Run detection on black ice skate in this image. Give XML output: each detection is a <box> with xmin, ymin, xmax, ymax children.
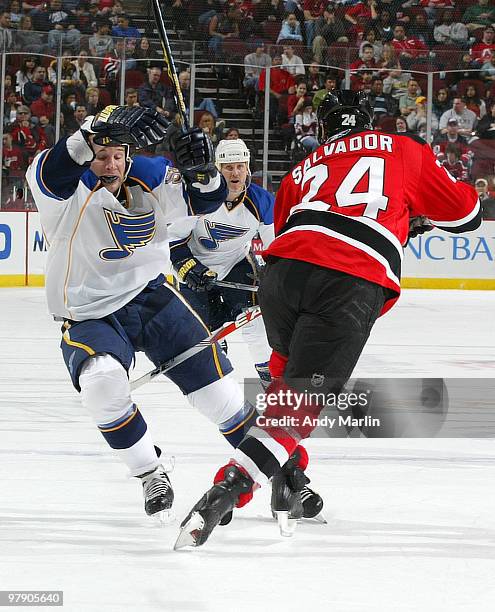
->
<box><xmin>271</xmin><ymin>450</ymin><xmax>325</xmax><ymax>536</ymax></box>
<box><xmin>174</xmin><ymin>464</ymin><xmax>253</xmax><ymax>550</ymax></box>
<box><xmin>139</xmin><ymin>464</ymin><xmax>174</xmax><ymax>524</ymax></box>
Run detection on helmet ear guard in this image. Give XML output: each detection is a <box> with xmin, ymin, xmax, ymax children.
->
<box><xmin>317</xmin><ymin>90</ymin><xmax>373</xmax><ymax>143</ymax></box>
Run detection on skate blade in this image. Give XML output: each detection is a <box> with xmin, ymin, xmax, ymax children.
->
<box><xmin>174</xmin><ymin>512</ymin><xmax>205</xmax><ymax>550</ymax></box>
<box><xmin>151</xmin><ymin>508</ymin><xmax>176</xmax><ymax>526</ymax></box>
<box><xmin>275</xmin><ymin>511</ymin><xmax>298</xmax><ymax>537</ymax></box>
<box><xmin>311</xmin><ymin>512</ymin><xmax>327</xmax><ymax>524</ymax></box>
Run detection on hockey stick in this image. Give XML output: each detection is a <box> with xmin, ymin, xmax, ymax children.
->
<box><xmin>130</xmin><ymin>306</ymin><xmax>261</xmax><ymax>391</ymax></box>
<box><xmin>151</xmin><ymin>0</ymin><xmax>189</xmax><ymax>129</ymax></box>
<box><xmin>214</xmin><ymin>280</ymin><xmax>259</xmax><ymax>292</ymax></box>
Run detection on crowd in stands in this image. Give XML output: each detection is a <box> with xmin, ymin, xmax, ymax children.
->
<box><xmin>1</xmin><ymin>0</ymin><xmax>495</xmax><ymax>216</ymax></box>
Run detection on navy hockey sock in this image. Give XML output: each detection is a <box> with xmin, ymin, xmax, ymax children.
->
<box><xmin>98</xmin><ymin>404</ymin><xmax>147</xmax><ymax>449</ymax></box>
<box><xmin>219</xmin><ymin>401</ymin><xmax>258</xmax><ymax>448</ymax></box>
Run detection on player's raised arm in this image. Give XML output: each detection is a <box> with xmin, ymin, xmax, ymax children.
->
<box><xmin>27</xmin><ymin>105</ymin><xmax>170</xmax><ymax>202</ymax></box>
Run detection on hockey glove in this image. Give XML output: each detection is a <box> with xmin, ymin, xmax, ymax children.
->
<box><xmin>174</xmin><ymin>257</ymin><xmax>217</xmax><ymax>291</ymax></box>
<box><xmin>169</xmin><ymin>127</ymin><xmax>217</xmax><ymax>184</ymax></box>
<box><xmin>85</xmin><ymin>105</ymin><xmax>170</xmax><ymax>149</ymax></box>
<box><xmin>408</xmin><ymin>216</ymin><xmax>434</xmax><ymax>240</ymax></box>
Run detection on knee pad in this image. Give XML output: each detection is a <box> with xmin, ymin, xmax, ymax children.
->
<box><xmin>187</xmin><ymin>374</ymin><xmax>245</xmax><ymax>426</ymax></box>
<box><xmin>79</xmin><ymin>354</ymin><xmax>133</xmax><ymax>425</ymax></box>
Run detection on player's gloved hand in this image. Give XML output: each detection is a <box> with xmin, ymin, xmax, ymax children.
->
<box><xmin>169</xmin><ymin>127</ymin><xmax>217</xmax><ymax>184</ymax></box>
<box><xmin>408</xmin><ymin>216</ymin><xmax>434</xmax><ymax>240</ymax></box>
<box><xmin>174</xmin><ymin>257</ymin><xmax>217</xmax><ymax>291</ymax></box>
<box><xmin>82</xmin><ymin>105</ymin><xmax>170</xmax><ymax>149</ymax></box>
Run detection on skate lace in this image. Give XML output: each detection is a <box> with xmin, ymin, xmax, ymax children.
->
<box><xmin>300</xmin><ymin>485</ymin><xmax>315</xmax><ymax>503</ymax></box>
<box><xmin>144</xmin><ymin>471</ymin><xmax>171</xmax><ymax>501</ymax></box>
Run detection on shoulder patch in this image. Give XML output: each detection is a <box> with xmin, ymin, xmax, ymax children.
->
<box><xmin>127</xmin><ymin>155</ymin><xmax>172</xmax><ymax>191</ymax></box>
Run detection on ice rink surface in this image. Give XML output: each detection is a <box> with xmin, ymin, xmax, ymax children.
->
<box><xmin>1</xmin><ymin>287</ymin><xmax>495</xmax><ymax>612</ymax></box>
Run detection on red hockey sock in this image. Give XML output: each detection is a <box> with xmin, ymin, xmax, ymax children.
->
<box><xmin>214</xmin><ymin>461</ymin><xmax>255</xmax><ymax>508</ymax></box>
<box><xmin>292</xmin><ymin>445</ymin><xmax>309</xmax><ymax>471</ymax></box>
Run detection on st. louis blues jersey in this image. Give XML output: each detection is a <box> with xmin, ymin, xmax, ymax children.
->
<box><xmin>169</xmin><ymin>183</ymin><xmax>275</xmax><ymax>279</ymax></box>
<box><xmin>26</xmin><ymin>138</ymin><xmax>227</xmax><ymax>320</ymax></box>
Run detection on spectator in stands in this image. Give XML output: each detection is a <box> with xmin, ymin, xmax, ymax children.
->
<box><xmin>175</xmin><ymin>70</ymin><xmax>218</xmax><ymax>120</ymax></box>
<box><xmin>462</xmin><ymin>0</ymin><xmax>495</xmax><ymax>33</ymax></box>
<box><xmin>15</xmin><ymin>57</ymin><xmax>37</xmax><ymax>98</ymax></box>
<box><xmin>433</xmin><ymin>8</ymin><xmax>468</xmax><ymax>47</ymax></box>
<box><xmin>383</xmin><ymin>66</ymin><xmax>413</xmax><ymax>100</ymax></box>
<box><xmin>138</xmin><ymin>66</ymin><xmax>175</xmax><ymax>120</ymax></box>
<box><xmin>197</xmin><ymin>110</ymin><xmax>223</xmax><ymax>146</ymax></box>
<box><xmin>481</xmin><ymin>54</ymin><xmax>495</xmax><ymax>84</ymax></box>
<box><xmin>471</xmin><ymin>26</ymin><xmax>495</xmax><ymax>64</ymax></box>
<box><xmin>409</xmin><ymin>11</ymin><xmax>434</xmax><ymax>47</ymax></box>
<box><xmin>0</xmin><ymin>11</ymin><xmax>13</xmax><ymax>50</ymax></box>
<box><xmin>306</xmin><ymin>61</ymin><xmax>325</xmax><ymax>92</ymax></box>
<box><xmin>208</xmin><ymin>5</ymin><xmax>240</xmax><ymax>60</ymax></box>
<box><xmin>60</xmin><ymin>89</ymin><xmax>77</xmax><ymax>123</ymax></box>
<box><xmin>287</xmin><ymin>81</ymin><xmax>310</xmax><ymax>122</ymax></box>
<box><xmin>258</xmin><ymin>54</ymin><xmax>296</xmax><ymax>126</ymax></box>
<box><xmin>377</xmin><ymin>41</ymin><xmax>399</xmax><ymax>76</ymax></box>
<box><xmin>133</xmin><ymin>37</ymin><xmax>160</xmax><ymax>75</ymax></box>
<box><xmin>399</xmin><ymin>78</ymin><xmax>420</xmax><ymax>116</ymax></box>
<box><xmin>3</xmin><ymin>90</ymin><xmax>20</xmax><ymax>129</ymax></box>
<box><xmin>15</xmin><ymin>16</ymin><xmax>47</xmax><ymax>53</ymax></box>
<box><xmin>439</xmin><ymin>97</ymin><xmax>477</xmax><ymax>136</ymax></box>
<box><xmin>277</xmin><ymin>12</ymin><xmax>303</xmax><ymax>43</ymax></box>
<box><xmin>442</xmin><ymin>144</ymin><xmax>469</xmax><ymax>182</ymax></box>
<box><xmin>30</xmin><ymin>85</ymin><xmax>55</xmax><ymax>123</ymax></box>
<box><xmin>351</xmin><ymin>43</ymin><xmax>378</xmax><ymax>88</ymax></box>
<box><xmin>433</xmin><ymin>118</ymin><xmax>469</xmax><ymax>157</ymax></box>
<box><xmin>85</xmin><ymin>87</ymin><xmax>104</xmax><ymax>115</ymax></box>
<box><xmin>2</xmin><ymin>133</ymin><xmax>24</xmax><ymax>181</ymax></box>
<box><xmin>72</xmin><ymin>50</ymin><xmax>98</xmax><ymax>89</ymax></box>
<box><xmin>475</xmin><ymin>177</ymin><xmax>495</xmax><ymax>219</ymax></box>
<box><xmin>406</xmin><ymin>96</ymin><xmax>438</xmax><ymax>140</ymax></box>
<box><xmin>9</xmin><ymin>0</ymin><xmax>22</xmax><ymax>28</ymax></box>
<box><xmin>432</xmin><ymin>87</ymin><xmax>450</xmax><ymax>120</ymax></box>
<box><xmin>373</xmin><ymin>8</ymin><xmax>394</xmax><ymax>42</ymax></box>
<box><xmin>353</xmin><ymin>69</ymin><xmax>375</xmax><ymax>94</ymax></box>
<box><xmin>108</xmin><ymin>0</ymin><xmax>124</xmax><ymax>26</ymax></box>
<box><xmin>294</xmin><ymin>101</ymin><xmax>318</xmax><ymax>152</ymax></box>
<box><xmin>394</xmin><ymin>115</ymin><xmax>409</xmax><ymax>133</ymax></box>
<box><xmin>391</xmin><ymin>23</ymin><xmax>427</xmax><ymax>68</ymax></box>
<box><xmin>312</xmin><ymin>5</ymin><xmax>348</xmax><ymax>64</ymax></box>
<box><xmin>112</xmin><ymin>14</ymin><xmax>140</xmax><ymax>40</ymax></box>
<box><xmin>301</xmin><ymin>0</ymin><xmax>328</xmax><ymax>46</ymax></box>
<box><xmin>89</xmin><ymin>18</ymin><xmax>114</xmax><ymax>58</ymax></box>
<box><xmin>464</xmin><ymin>85</ymin><xmax>486</xmax><ymax>119</ymax></box>
<box><xmin>243</xmin><ymin>41</ymin><xmax>271</xmax><ymax>106</ymax></box>
<box><xmin>476</xmin><ymin>100</ymin><xmax>495</xmax><ymax>139</ymax></box>
<box><xmin>38</xmin><ymin>114</ymin><xmax>56</xmax><ymax>148</ymax></box>
<box><xmin>281</xmin><ymin>44</ymin><xmax>305</xmax><ymax>76</ymax></box>
<box><xmin>10</xmin><ymin>105</ymin><xmax>47</xmax><ymax>163</ymax></box>
<box><xmin>312</xmin><ymin>73</ymin><xmax>337</xmax><ymax>110</ymax></box>
<box><xmin>125</xmin><ymin>87</ymin><xmax>140</xmax><ymax>108</ymax></box>
<box><xmin>360</xmin><ymin>27</ymin><xmax>383</xmax><ymax>61</ymax></box>
<box><xmin>23</xmin><ymin>65</ymin><xmax>50</xmax><ymax>105</ymax></box>
<box><xmin>253</xmin><ymin>0</ymin><xmax>285</xmax><ymax>25</ymax></box>
<box><xmin>2</xmin><ymin>188</ymin><xmax>26</xmax><ymax>211</ymax></box>
<box><xmin>345</xmin><ymin>0</ymin><xmax>378</xmax><ymax>42</ymax></box>
<box><xmin>368</xmin><ymin>76</ymin><xmax>397</xmax><ymax>121</ymax></box>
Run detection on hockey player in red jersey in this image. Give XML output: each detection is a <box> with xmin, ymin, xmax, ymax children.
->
<box><xmin>175</xmin><ymin>90</ymin><xmax>482</xmax><ymax>549</ymax></box>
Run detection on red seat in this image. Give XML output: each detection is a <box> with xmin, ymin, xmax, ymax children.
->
<box><xmin>125</xmin><ymin>69</ymin><xmax>145</xmax><ymax>89</ymax></box>
<box><xmin>98</xmin><ymin>88</ymin><xmax>113</xmax><ymax>106</ymax></box>
<box><xmin>262</xmin><ymin>20</ymin><xmax>281</xmax><ymax>43</ymax></box>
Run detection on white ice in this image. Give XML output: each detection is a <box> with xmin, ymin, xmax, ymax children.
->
<box><xmin>1</xmin><ymin>288</ymin><xmax>495</xmax><ymax>612</ymax></box>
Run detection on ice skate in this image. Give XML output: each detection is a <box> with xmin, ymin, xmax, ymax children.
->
<box><xmin>174</xmin><ymin>464</ymin><xmax>253</xmax><ymax>550</ymax></box>
<box><xmin>271</xmin><ymin>447</ymin><xmax>326</xmax><ymax>536</ymax></box>
<box><xmin>139</xmin><ymin>464</ymin><xmax>174</xmax><ymax>525</ymax></box>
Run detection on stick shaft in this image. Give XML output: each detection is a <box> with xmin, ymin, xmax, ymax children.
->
<box><xmin>151</xmin><ymin>0</ymin><xmax>189</xmax><ymax>129</ymax></box>
<box><xmin>214</xmin><ymin>280</ymin><xmax>259</xmax><ymax>292</ymax></box>
<box><xmin>130</xmin><ymin>306</ymin><xmax>261</xmax><ymax>390</ymax></box>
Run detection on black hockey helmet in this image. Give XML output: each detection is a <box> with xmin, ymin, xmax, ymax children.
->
<box><xmin>317</xmin><ymin>90</ymin><xmax>373</xmax><ymax>143</ymax></box>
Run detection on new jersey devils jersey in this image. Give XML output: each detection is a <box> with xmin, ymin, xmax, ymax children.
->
<box><xmin>264</xmin><ymin>130</ymin><xmax>481</xmax><ymax>314</ymax></box>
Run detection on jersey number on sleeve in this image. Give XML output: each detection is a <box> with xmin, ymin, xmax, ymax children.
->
<box><xmin>300</xmin><ymin>157</ymin><xmax>389</xmax><ymax>220</ymax></box>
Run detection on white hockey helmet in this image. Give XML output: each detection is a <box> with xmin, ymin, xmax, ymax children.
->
<box><xmin>215</xmin><ymin>138</ymin><xmax>251</xmax><ymax>170</ymax></box>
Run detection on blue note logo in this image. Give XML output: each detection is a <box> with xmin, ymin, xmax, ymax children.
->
<box><xmin>100</xmin><ymin>208</ymin><xmax>156</xmax><ymax>260</ymax></box>
<box><xmin>199</xmin><ymin>219</ymin><xmax>248</xmax><ymax>250</ymax></box>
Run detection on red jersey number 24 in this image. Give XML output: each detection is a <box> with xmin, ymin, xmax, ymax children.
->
<box><xmin>300</xmin><ymin>157</ymin><xmax>389</xmax><ymax>220</ymax></box>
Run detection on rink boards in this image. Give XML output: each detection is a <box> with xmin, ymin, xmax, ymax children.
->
<box><xmin>1</xmin><ymin>211</ymin><xmax>494</xmax><ymax>289</ymax></box>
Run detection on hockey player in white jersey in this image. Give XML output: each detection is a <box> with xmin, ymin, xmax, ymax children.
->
<box><xmin>25</xmin><ymin>105</ymin><xmax>263</xmax><ymax>521</ymax></box>
<box><xmin>168</xmin><ymin>138</ymin><xmax>323</xmax><ymax>523</ymax></box>
<box><xmin>169</xmin><ymin>138</ymin><xmax>274</xmax><ymax>385</ymax></box>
